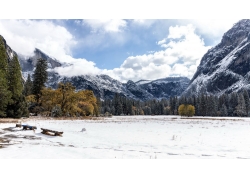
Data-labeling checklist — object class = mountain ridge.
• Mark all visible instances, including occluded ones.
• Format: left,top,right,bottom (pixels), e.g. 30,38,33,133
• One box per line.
17,47,190,100
183,19,250,96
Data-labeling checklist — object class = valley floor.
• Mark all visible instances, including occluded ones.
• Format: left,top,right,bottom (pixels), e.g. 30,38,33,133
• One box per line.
1,115,250,159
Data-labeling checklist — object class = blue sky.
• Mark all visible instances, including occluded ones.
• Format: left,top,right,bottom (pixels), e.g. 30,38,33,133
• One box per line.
0,19,240,82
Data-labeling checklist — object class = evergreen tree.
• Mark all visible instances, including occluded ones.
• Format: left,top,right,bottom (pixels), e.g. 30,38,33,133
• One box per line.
193,96,200,116
235,93,247,117
224,94,230,110
220,104,228,116
207,95,217,116
32,58,48,103
170,97,175,115
243,90,250,116
116,102,123,115
218,94,225,108
229,92,238,116
94,97,101,116
0,37,11,117
24,74,33,96
6,55,28,118
199,94,207,116
174,97,179,115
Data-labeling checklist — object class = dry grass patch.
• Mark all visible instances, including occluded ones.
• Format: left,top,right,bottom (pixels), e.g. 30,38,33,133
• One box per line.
28,116,105,121
0,118,29,123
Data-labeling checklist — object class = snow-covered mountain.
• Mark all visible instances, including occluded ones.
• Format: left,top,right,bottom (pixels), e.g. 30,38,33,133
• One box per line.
18,48,189,100
183,19,250,96
18,48,66,80
137,77,190,99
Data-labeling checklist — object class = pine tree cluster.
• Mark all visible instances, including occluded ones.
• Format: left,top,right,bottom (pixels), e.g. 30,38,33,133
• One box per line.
0,37,29,118
100,90,250,117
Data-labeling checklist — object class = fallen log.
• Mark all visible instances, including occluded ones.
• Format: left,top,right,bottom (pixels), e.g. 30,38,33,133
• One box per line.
41,128,63,136
16,124,37,130
16,124,22,128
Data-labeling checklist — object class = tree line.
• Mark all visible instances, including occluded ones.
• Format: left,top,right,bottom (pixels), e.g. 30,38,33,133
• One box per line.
100,90,250,117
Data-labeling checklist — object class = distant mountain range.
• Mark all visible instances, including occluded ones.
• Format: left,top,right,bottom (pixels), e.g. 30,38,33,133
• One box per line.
18,48,190,100
3,19,250,100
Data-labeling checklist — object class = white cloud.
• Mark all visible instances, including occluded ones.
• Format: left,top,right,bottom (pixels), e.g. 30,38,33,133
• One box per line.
157,38,167,46
106,24,211,82
76,19,129,50
74,20,82,25
132,19,156,27
180,19,240,45
54,55,101,76
84,19,127,33
0,19,102,76
168,24,195,39
0,19,76,58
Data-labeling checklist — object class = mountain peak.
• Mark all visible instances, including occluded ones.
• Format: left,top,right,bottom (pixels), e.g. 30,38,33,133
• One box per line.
19,48,62,74
183,19,250,96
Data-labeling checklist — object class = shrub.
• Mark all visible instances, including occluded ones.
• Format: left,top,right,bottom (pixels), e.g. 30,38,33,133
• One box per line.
51,105,62,117
178,104,195,117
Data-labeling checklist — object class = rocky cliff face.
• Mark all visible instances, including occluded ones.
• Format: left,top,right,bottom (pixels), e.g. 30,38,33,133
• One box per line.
136,77,190,99
183,19,250,96
0,35,18,63
0,35,24,85
126,80,154,100
18,48,63,80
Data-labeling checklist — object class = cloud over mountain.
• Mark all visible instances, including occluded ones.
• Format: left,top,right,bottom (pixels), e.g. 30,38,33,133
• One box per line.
104,24,211,82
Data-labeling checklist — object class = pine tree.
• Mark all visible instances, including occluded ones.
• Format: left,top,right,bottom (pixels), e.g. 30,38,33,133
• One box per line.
32,58,48,103
229,92,238,116
128,101,133,115
220,104,228,116
207,95,217,116
0,37,11,117
235,93,246,117
116,102,123,115
243,90,250,116
193,96,200,115
174,97,179,115
199,94,207,116
24,74,33,96
170,97,174,115
94,97,101,116
6,55,28,118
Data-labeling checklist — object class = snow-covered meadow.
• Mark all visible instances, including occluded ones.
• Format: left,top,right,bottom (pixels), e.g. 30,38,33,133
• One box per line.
1,115,250,159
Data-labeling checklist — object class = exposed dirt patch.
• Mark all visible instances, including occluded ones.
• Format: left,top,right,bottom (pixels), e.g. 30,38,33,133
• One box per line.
3,134,21,139
23,135,41,140
0,137,12,148
3,134,41,140
2,127,18,132
0,137,10,143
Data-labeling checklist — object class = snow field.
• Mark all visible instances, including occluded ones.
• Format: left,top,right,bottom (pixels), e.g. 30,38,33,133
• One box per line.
1,116,250,159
